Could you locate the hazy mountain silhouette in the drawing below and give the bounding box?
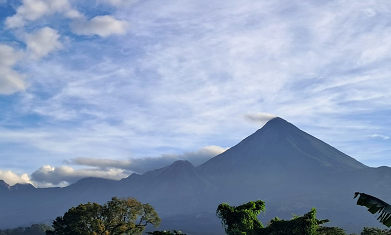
[200,117,365,174]
[0,117,390,234]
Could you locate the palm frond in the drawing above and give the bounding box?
[354,192,391,227]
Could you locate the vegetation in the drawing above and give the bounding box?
[0,224,52,235]
[216,200,342,235]
[216,200,265,235]
[260,208,331,235]
[354,192,391,227]
[317,226,347,235]
[359,227,391,235]
[46,197,161,235]
[3,195,391,235]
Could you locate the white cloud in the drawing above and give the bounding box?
[30,165,127,187]
[71,15,128,37]
[370,134,390,140]
[5,0,81,28]
[25,27,63,59]
[0,170,33,186]
[6,0,49,28]
[0,44,26,94]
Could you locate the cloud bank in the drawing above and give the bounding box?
[0,145,227,187]
[30,165,127,187]
[69,145,227,174]
[0,170,32,186]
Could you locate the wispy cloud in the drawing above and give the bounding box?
[244,113,277,124]
[370,134,390,140]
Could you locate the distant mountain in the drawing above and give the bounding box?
[198,117,368,202]
[0,180,35,191]
[200,117,366,176]
[117,160,217,216]
[0,117,390,234]
[0,180,10,191]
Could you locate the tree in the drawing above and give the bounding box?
[216,200,265,235]
[317,226,347,235]
[47,197,161,235]
[216,200,333,235]
[360,227,391,235]
[354,192,391,227]
[0,224,52,235]
[260,208,329,235]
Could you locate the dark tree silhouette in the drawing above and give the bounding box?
[46,197,160,235]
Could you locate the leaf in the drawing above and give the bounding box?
[354,192,391,227]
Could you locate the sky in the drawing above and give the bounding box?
[0,0,390,188]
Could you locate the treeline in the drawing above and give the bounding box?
[216,200,391,235]
[0,224,52,235]
[1,197,390,235]
[1,224,389,235]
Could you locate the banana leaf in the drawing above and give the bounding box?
[354,192,391,227]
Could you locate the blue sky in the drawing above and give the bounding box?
[0,0,390,187]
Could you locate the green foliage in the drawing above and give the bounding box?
[217,200,337,235]
[216,200,266,235]
[0,224,52,235]
[317,226,347,235]
[354,192,391,227]
[259,208,329,235]
[47,197,161,235]
[360,227,391,235]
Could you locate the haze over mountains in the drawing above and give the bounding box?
[1,117,391,234]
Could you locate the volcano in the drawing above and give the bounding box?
[199,117,366,185]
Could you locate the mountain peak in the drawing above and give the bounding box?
[199,117,366,177]
[0,180,10,190]
[11,183,35,191]
[266,116,286,123]
[153,160,207,181]
[161,160,196,177]
[257,117,296,133]
[169,160,194,168]
[265,116,291,126]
